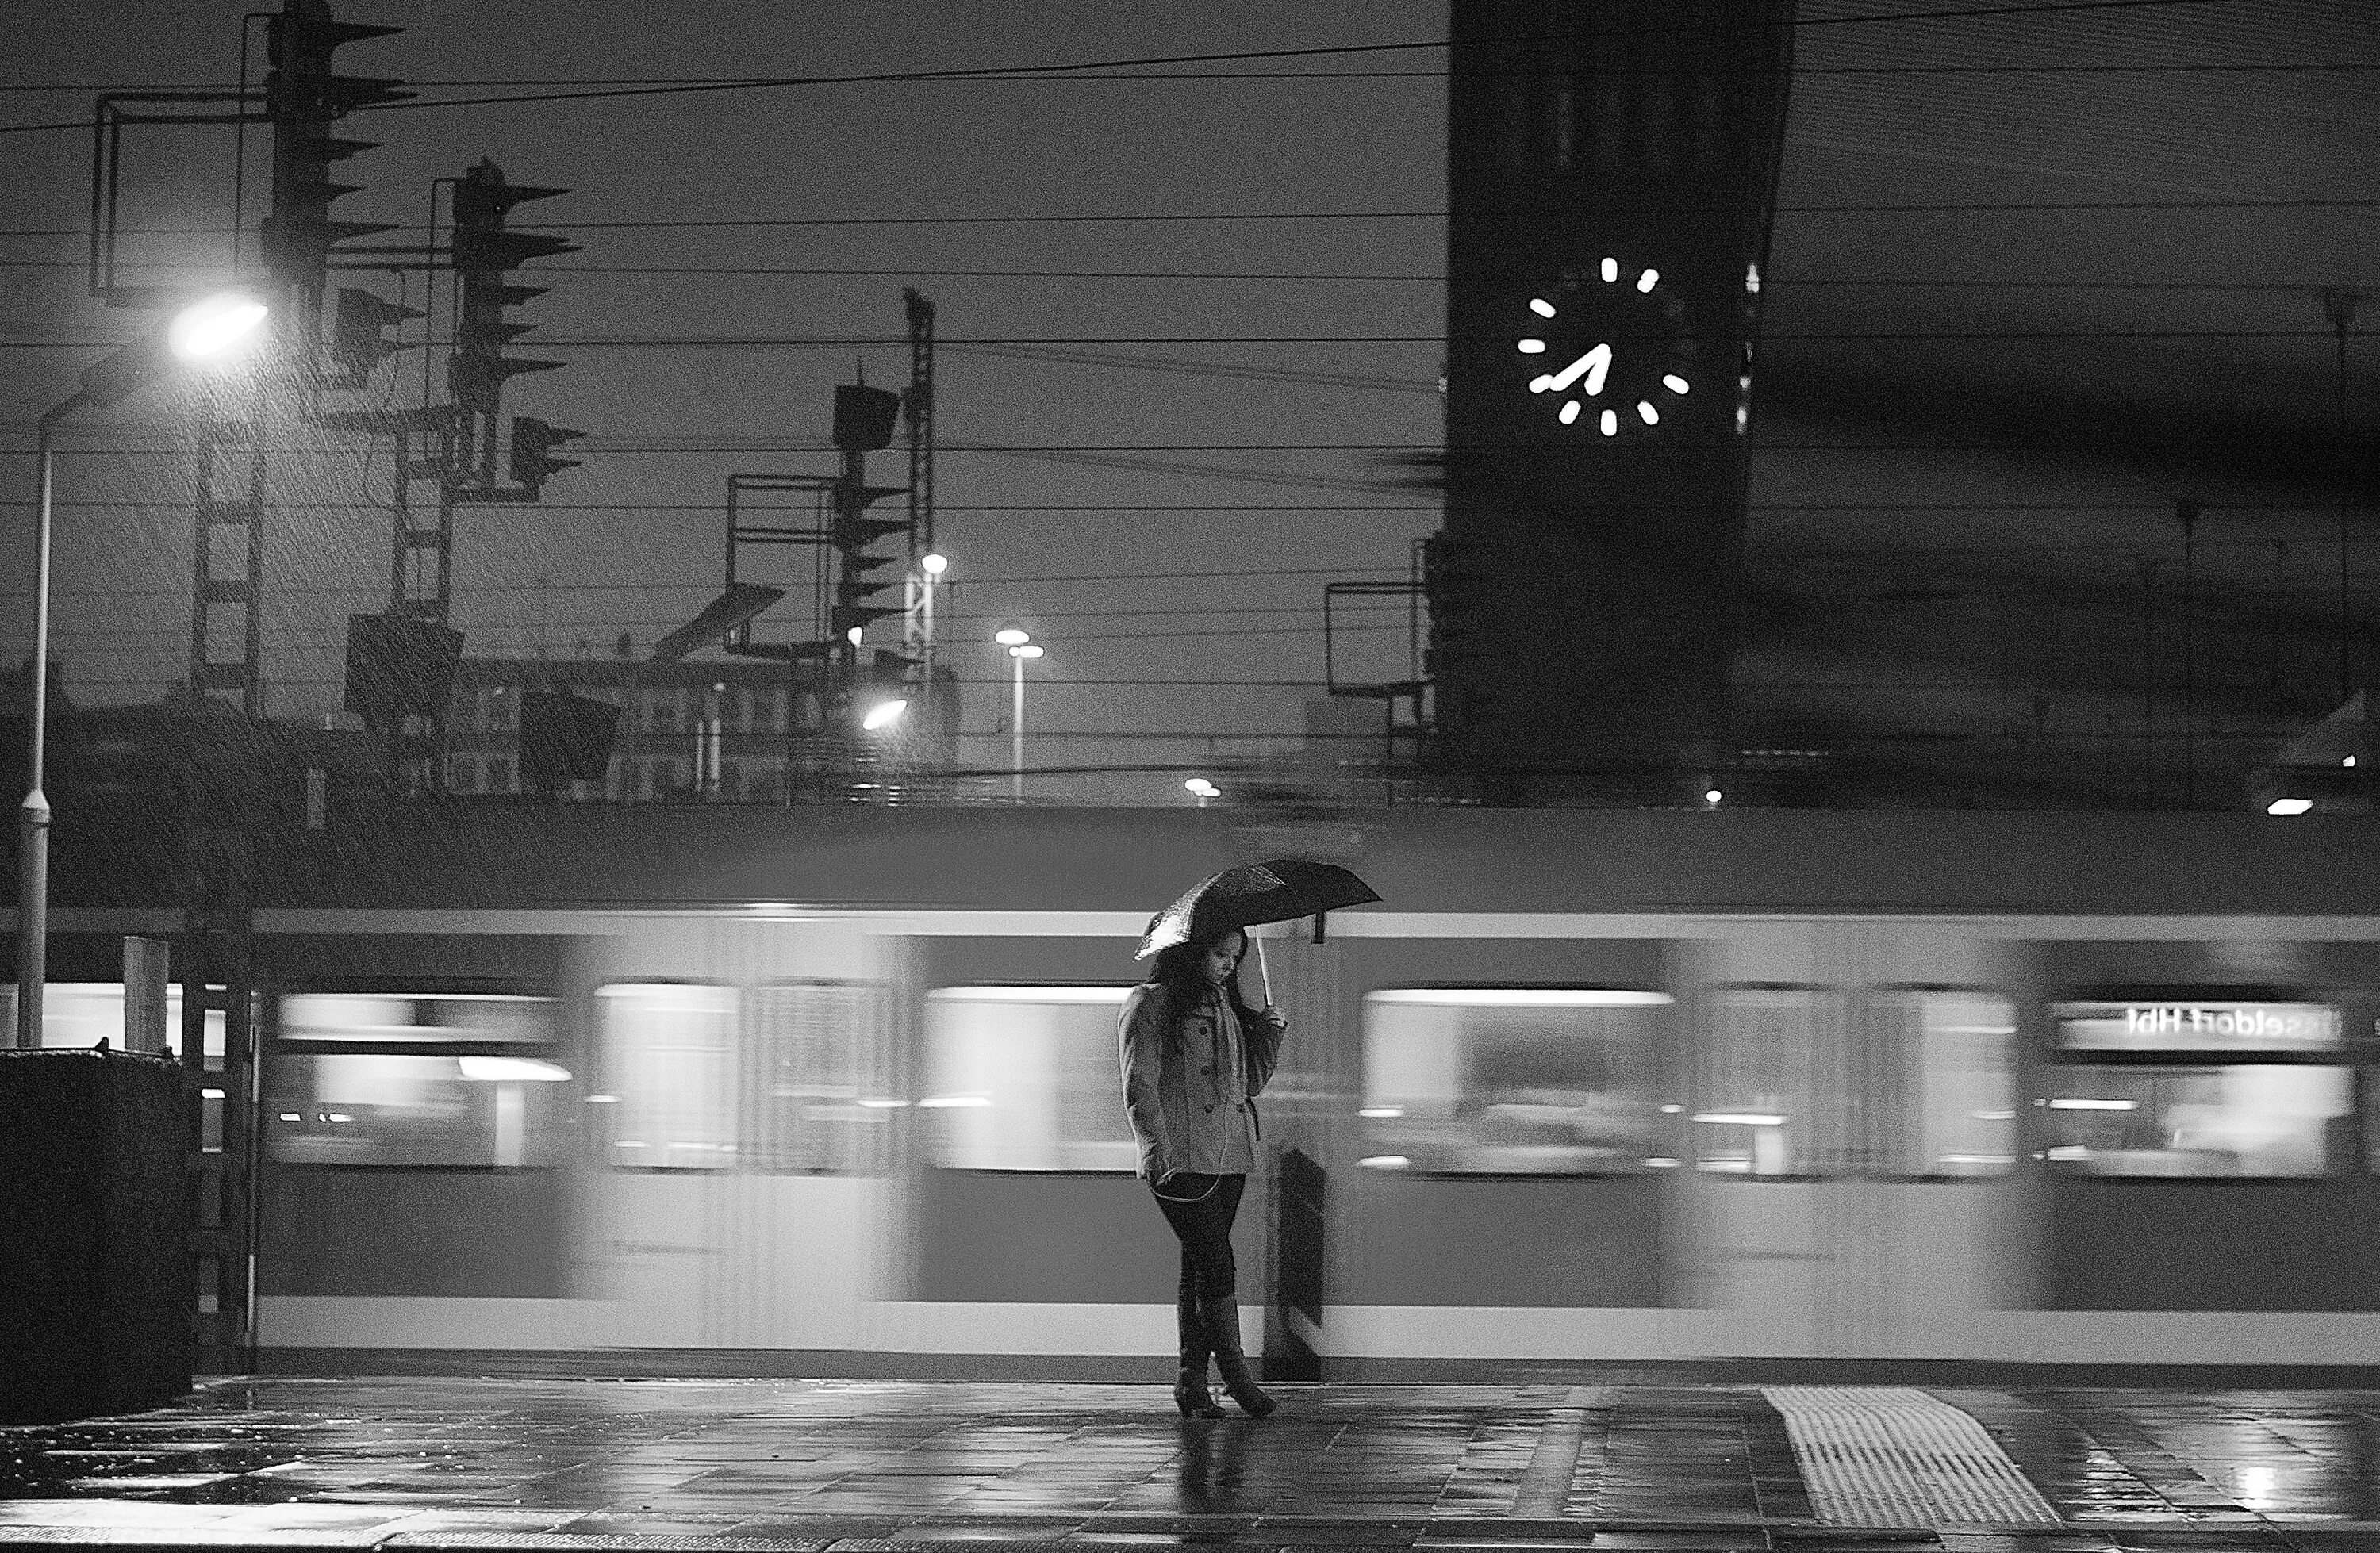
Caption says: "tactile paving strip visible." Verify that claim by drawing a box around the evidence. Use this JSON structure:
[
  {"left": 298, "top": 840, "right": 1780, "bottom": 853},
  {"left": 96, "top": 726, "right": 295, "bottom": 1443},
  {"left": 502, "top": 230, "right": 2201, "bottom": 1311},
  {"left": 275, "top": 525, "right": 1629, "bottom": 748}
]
[{"left": 1761, "top": 1386, "right": 2063, "bottom": 1528}]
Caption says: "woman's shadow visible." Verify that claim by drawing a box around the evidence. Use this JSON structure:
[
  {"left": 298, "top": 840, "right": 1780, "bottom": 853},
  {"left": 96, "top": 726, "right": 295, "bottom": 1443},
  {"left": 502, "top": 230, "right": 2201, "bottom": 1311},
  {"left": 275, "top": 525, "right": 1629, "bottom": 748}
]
[{"left": 1173, "top": 1417, "right": 1256, "bottom": 1509}]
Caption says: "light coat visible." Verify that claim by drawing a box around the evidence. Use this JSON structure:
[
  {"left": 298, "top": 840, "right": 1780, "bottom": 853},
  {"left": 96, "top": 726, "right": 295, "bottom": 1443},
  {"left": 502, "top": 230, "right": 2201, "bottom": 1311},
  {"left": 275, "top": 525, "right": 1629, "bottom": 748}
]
[{"left": 1118, "top": 980, "right": 1284, "bottom": 1181}]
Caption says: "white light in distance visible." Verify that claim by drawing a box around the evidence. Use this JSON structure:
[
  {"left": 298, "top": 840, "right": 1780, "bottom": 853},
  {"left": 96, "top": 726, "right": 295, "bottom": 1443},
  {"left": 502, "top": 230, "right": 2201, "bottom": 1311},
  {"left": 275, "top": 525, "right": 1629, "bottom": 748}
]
[
  {"left": 1664, "top": 374, "right": 1691, "bottom": 395},
  {"left": 2267, "top": 796, "right": 2313, "bottom": 815},
  {"left": 862, "top": 698, "right": 907, "bottom": 730},
  {"left": 922, "top": 553, "right": 948, "bottom": 577},
  {"left": 1518, "top": 338, "right": 1547, "bottom": 354},
  {"left": 1529, "top": 297, "right": 1557, "bottom": 318},
  {"left": 1009, "top": 643, "right": 1043, "bottom": 660},
  {"left": 994, "top": 624, "right": 1031, "bottom": 646}
]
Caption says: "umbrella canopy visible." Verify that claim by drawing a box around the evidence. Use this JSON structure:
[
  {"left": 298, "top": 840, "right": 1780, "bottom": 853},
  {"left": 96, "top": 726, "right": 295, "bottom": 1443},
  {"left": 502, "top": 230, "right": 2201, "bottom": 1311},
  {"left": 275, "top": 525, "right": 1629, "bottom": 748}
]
[{"left": 1135, "top": 857, "right": 1382, "bottom": 960}]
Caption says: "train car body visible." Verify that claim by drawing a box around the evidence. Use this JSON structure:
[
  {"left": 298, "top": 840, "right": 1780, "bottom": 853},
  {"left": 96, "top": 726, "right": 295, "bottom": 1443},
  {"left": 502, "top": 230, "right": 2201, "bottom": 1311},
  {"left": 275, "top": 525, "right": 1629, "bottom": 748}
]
[{"left": 20, "top": 804, "right": 2380, "bottom": 1377}]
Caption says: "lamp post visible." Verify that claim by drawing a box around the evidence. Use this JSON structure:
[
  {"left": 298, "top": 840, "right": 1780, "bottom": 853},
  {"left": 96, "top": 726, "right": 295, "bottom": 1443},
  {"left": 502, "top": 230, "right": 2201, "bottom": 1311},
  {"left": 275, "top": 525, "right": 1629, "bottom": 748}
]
[
  {"left": 919, "top": 553, "right": 947, "bottom": 672},
  {"left": 2324, "top": 289, "right": 2359, "bottom": 701},
  {"left": 15, "top": 290, "right": 268, "bottom": 1049},
  {"left": 912, "top": 554, "right": 946, "bottom": 742},
  {"left": 995, "top": 623, "right": 1038, "bottom": 802}
]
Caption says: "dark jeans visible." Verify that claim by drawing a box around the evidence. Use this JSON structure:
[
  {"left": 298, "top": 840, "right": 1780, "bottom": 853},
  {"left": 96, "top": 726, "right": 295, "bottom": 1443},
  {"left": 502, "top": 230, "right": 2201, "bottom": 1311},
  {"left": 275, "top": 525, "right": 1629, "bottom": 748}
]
[{"left": 1152, "top": 1171, "right": 1246, "bottom": 1310}]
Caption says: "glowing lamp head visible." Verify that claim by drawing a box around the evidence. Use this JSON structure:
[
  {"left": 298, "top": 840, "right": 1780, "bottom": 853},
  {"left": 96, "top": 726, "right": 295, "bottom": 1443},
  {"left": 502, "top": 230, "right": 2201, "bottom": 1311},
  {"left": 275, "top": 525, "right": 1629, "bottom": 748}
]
[
  {"left": 167, "top": 291, "right": 271, "bottom": 362},
  {"left": 846, "top": 625, "right": 864, "bottom": 646},
  {"left": 1008, "top": 642, "right": 1043, "bottom": 660},
  {"left": 1184, "top": 777, "right": 1219, "bottom": 798},
  {"left": 994, "top": 623, "right": 1031, "bottom": 647},
  {"left": 2267, "top": 797, "right": 2313, "bottom": 815},
  {"left": 922, "top": 553, "right": 949, "bottom": 577},
  {"left": 862, "top": 698, "right": 908, "bottom": 730}
]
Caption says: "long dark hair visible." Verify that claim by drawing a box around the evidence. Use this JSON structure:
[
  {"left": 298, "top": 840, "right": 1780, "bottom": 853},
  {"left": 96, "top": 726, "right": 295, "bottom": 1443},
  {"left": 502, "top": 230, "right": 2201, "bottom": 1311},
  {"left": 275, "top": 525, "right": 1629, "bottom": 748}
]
[{"left": 1146, "top": 928, "right": 1265, "bottom": 1026}]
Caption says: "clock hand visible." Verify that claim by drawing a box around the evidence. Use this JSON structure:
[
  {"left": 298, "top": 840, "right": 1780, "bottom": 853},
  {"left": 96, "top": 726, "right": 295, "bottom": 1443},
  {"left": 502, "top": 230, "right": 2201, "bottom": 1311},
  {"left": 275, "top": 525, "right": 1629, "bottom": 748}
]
[{"left": 1544, "top": 343, "right": 1611, "bottom": 395}]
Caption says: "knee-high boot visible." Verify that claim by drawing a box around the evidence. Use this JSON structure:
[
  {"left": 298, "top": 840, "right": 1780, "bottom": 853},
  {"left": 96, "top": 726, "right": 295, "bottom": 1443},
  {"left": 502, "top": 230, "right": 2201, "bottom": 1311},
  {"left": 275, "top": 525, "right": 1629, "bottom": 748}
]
[
  {"left": 1174, "top": 1290, "right": 1224, "bottom": 1418},
  {"left": 1200, "top": 1294, "right": 1275, "bottom": 1418}
]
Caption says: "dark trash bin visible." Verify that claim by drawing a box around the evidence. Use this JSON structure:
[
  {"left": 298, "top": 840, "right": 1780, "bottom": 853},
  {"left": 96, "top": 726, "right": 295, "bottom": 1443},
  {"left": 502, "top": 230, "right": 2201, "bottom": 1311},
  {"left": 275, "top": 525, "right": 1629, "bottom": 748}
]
[{"left": 0, "top": 1048, "right": 195, "bottom": 1423}]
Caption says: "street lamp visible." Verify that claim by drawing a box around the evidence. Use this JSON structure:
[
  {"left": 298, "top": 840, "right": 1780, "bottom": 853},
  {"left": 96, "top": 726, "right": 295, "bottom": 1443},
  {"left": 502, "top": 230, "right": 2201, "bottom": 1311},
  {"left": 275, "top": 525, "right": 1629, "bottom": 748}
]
[
  {"left": 1184, "top": 776, "right": 1219, "bottom": 808},
  {"left": 16, "top": 289, "right": 268, "bottom": 1050},
  {"left": 995, "top": 623, "right": 1039, "bottom": 801}
]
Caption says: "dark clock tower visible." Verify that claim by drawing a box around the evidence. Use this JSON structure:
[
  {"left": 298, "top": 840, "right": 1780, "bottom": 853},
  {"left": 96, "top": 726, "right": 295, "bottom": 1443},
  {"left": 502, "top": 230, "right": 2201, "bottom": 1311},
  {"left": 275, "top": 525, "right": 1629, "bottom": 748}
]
[{"left": 1430, "top": 0, "right": 1796, "bottom": 802}]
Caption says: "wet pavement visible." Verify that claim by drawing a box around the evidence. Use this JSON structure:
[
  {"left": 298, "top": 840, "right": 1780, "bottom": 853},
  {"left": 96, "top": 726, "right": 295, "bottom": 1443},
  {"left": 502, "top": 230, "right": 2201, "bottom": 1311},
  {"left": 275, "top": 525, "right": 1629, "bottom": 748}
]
[{"left": 6, "top": 1379, "right": 2380, "bottom": 1551}]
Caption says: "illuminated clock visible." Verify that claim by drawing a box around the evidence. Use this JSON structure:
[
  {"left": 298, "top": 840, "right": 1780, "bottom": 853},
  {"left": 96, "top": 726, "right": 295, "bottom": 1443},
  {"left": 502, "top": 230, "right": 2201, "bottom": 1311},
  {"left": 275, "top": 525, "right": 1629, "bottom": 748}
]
[{"left": 1514, "top": 256, "right": 1694, "bottom": 436}]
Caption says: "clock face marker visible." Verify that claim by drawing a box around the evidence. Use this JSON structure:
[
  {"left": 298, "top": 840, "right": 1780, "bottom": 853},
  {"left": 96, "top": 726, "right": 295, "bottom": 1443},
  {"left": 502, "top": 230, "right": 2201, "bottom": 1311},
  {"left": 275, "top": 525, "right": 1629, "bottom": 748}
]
[
  {"left": 1529, "top": 374, "right": 1553, "bottom": 393},
  {"left": 1518, "top": 338, "right": 1546, "bottom": 354},
  {"left": 1664, "top": 374, "right": 1690, "bottom": 394},
  {"left": 1559, "top": 401, "right": 1582, "bottom": 425},
  {"left": 1637, "top": 400, "right": 1659, "bottom": 424},
  {"left": 1637, "top": 268, "right": 1660, "bottom": 293},
  {"left": 1529, "top": 297, "right": 1557, "bottom": 318},
  {"left": 1599, "top": 256, "right": 1618, "bottom": 282},
  {"left": 1599, "top": 409, "right": 1618, "bottom": 435}
]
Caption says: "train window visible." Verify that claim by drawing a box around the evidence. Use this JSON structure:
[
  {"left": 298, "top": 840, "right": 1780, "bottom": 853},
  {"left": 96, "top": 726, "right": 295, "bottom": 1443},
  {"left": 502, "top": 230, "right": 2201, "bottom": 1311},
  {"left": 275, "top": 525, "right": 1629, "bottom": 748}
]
[
  {"left": 596, "top": 983, "right": 739, "bottom": 1170},
  {"left": 2041, "top": 1065, "right": 2353, "bottom": 1176},
  {"left": 283, "top": 991, "right": 551, "bottom": 1044},
  {"left": 924, "top": 987, "right": 1139, "bottom": 1171},
  {"left": 2053, "top": 999, "right": 2343, "bottom": 1054},
  {"left": 1358, "top": 988, "right": 1672, "bottom": 1175},
  {"left": 747, "top": 980, "right": 895, "bottom": 1175},
  {"left": 1696, "top": 986, "right": 1844, "bottom": 1177},
  {"left": 268, "top": 992, "right": 565, "bottom": 1168},
  {"left": 1868, "top": 988, "right": 2018, "bottom": 1178}
]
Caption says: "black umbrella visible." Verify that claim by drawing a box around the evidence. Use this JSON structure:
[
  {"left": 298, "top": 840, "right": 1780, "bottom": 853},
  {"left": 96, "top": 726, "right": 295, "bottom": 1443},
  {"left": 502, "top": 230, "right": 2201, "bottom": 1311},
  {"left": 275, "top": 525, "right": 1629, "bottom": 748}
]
[{"left": 1135, "top": 857, "right": 1383, "bottom": 969}]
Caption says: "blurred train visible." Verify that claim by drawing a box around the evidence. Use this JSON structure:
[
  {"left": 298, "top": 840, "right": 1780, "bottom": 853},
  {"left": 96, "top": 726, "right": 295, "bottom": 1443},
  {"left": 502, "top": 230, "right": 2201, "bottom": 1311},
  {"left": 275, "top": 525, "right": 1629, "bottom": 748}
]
[{"left": 23, "top": 803, "right": 2380, "bottom": 1376}]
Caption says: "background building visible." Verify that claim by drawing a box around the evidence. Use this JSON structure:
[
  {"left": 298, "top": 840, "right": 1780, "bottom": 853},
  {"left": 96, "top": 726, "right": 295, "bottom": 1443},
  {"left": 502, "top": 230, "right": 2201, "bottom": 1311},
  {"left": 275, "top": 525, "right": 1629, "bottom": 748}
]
[{"left": 442, "top": 656, "right": 959, "bottom": 803}]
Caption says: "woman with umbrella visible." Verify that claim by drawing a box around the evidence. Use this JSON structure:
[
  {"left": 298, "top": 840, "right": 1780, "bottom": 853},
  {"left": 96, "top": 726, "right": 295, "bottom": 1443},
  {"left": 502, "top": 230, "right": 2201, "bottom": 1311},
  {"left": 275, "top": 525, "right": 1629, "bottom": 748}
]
[{"left": 1119, "top": 861, "right": 1379, "bottom": 1420}]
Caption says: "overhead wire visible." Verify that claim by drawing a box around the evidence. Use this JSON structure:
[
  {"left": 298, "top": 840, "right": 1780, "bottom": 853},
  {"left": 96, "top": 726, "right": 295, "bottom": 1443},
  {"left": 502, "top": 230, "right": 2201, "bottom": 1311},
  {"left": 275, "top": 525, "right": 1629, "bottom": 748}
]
[
  {"left": 10, "top": 59, "right": 2378, "bottom": 95},
  {"left": 1, "top": 194, "right": 2368, "bottom": 243}
]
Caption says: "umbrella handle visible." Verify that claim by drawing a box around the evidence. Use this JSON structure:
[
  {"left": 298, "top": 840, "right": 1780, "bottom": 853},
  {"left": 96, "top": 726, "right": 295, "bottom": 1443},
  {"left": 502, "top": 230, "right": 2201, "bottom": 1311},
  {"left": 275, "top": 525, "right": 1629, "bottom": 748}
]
[{"left": 1252, "top": 934, "right": 1274, "bottom": 1008}]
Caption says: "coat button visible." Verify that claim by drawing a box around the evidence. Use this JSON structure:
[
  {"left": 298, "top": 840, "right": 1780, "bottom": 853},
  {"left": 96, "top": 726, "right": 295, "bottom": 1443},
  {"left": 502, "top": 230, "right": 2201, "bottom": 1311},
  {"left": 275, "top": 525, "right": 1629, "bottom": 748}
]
[{"left": 1203, "top": 1105, "right": 1214, "bottom": 1114}]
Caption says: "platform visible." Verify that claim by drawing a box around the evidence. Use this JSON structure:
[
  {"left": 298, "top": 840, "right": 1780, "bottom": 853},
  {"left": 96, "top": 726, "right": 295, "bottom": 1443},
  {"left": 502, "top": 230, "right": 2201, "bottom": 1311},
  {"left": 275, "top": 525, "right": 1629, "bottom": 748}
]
[{"left": 4, "top": 1378, "right": 2378, "bottom": 1552}]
